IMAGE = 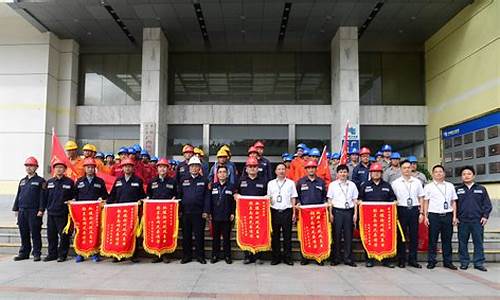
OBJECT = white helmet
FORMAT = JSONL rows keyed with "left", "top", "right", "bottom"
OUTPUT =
{"left": 188, "top": 156, "right": 202, "bottom": 166}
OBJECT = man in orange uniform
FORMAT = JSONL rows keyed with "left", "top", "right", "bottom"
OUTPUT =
{"left": 64, "top": 141, "right": 84, "bottom": 179}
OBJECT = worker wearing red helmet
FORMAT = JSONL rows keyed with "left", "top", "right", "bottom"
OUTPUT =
{"left": 358, "top": 162, "right": 397, "bottom": 268}
{"left": 12, "top": 157, "right": 46, "bottom": 262}
{"left": 296, "top": 159, "right": 327, "bottom": 265}
{"left": 351, "top": 147, "right": 372, "bottom": 190}
{"left": 234, "top": 157, "right": 269, "bottom": 264}
{"left": 176, "top": 144, "right": 195, "bottom": 182}
{"left": 41, "top": 159, "right": 75, "bottom": 262}
{"left": 253, "top": 140, "right": 273, "bottom": 182}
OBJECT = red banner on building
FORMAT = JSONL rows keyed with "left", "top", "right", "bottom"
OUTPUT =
{"left": 297, "top": 204, "right": 331, "bottom": 263}
{"left": 100, "top": 202, "right": 139, "bottom": 259}
{"left": 141, "top": 199, "right": 179, "bottom": 257}
{"left": 67, "top": 200, "right": 101, "bottom": 257}
{"left": 359, "top": 202, "right": 398, "bottom": 261}
{"left": 235, "top": 196, "right": 271, "bottom": 254}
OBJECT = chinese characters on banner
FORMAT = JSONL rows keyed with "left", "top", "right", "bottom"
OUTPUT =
{"left": 141, "top": 200, "right": 179, "bottom": 257}
{"left": 297, "top": 204, "right": 331, "bottom": 263}
{"left": 359, "top": 202, "right": 397, "bottom": 261}
{"left": 67, "top": 200, "right": 101, "bottom": 257}
{"left": 235, "top": 196, "right": 271, "bottom": 254}
{"left": 100, "top": 202, "right": 139, "bottom": 259}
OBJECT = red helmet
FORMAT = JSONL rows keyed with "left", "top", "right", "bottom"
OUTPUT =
{"left": 51, "top": 158, "right": 67, "bottom": 168}
{"left": 369, "top": 163, "right": 383, "bottom": 172}
{"left": 247, "top": 146, "right": 258, "bottom": 154}
{"left": 305, "top": 160, "right": 318, "bottom": 168}
{"left": 182, "top": 144, "right": 194, "bottom": 153}
{"left": 254, "top": 141, "right": 265, "bottom": 148}
{"left": 156, "top": 158, "right": 170, "bottom": 166}
{"left": 359, "top": 147, "right": 371, "bottom": 156}
{"left": 121, "top": 158, "right": 135, "bottom": 166}
{"left": 83, "top": 158, "right": 96, "bottom": 167}
{"left": 24, "top": 156, "right": 39, "bottom": 167}
{"left": 245, "top": 157, "right": 259, "bottom": 166}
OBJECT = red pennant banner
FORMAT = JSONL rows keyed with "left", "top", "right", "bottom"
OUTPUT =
{"left": 297, "top": 204, "right": 331, "bottom": 263}
{"left": 235, "top": 196, "right": 271, "bottom": 254}
{"left": 418, "top": 222, "right": 429, "bottom": 251}
{"left": 68, "top": 200, "right": 101, "bottom": 257}
{"left": 100, "top": 202, "right": 139, "bottom": 259}
{"left": 359, "top": 202, "right": 398, "bottom": 261}
{"left": 141, "top": 199, "right": 179, "bottom": 257}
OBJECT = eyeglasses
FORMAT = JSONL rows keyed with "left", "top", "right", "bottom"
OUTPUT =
{"left": 247, "top": 166, "right": 258, "bottom": 168}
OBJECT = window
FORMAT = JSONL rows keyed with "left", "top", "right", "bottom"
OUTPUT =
{"left": 361, "top": 125, "right": 425, "bottom": 157}
{"left": 76, "top": 125, "right": 140, "bottom": 154}
{"left": 476, "top": 164, "right": 486, "bottom": 175}
{"left": 444, "top": 152, "right": 453, "bottom": 163}
{"left": 296, "top": 125, "right": 331, "bottom": 151}
{"left": 489, "top": 143, "right": 499, "bottom": 156}
{"left": 444, "top": 139, "right": 452, "bottom": 149}
{"left": 453, "top": 136, "right": 462, "bottom": 147}
{"left": 454, "top": 167, "right": 462, "bottom": 177}
{"left": 476, "top": 147, "right": 485, "bottom": 158}
{"left": 454, "top": 151, "right": 462, "bottom": 161}
{"left": 445, "top": 167, "right": 453, "bottom": 177}
{"left": 464, "top": 149, "right": 474, "bottom": 160}
{"left": 489, "top": 162, "right": 500, "bottom": 174}
{"left": 209, "top": 125, "right": 288, "bottom": 156}
{"left": 78, "top": 54, "right": 142, "bottom": 106}
{"left": 475, "top": 130, "right": 485, "bottom": 142}
{"left": 464, "top": 133, "right": 473, "bottom": 144}
{"left": 488, "top": 126, "right": 498, "bottom": 139}
{"left": 167, "top": 125, "right": 203, "bottom": 156}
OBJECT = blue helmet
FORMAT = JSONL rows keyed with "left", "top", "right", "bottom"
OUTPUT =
{"left": 127, "top": 147, "right": 136, "bottom": 155}
{"left": 332, "top": 152, "right": 340, "bottom": 159}
{"left": 140, "top": 149, "right": 150, "bottom": 157}
{"left": 283, "top": 155, "right": 293, "bottom": 162}
{"left": 150, "top": 155, "right": 158, "bottom": 162}
{"left": 95, "top": 152, "right": 104, "bottom": 158}
{"left": 281, "top": 152, "right": 290, "bottom": 158}
{"left": 369, "top": 156, "right": 376, "bottom": 162}
{"left": 407, "top": 155, "right": 418, "bottom": 163}
{"left": 310, "top": 148, "right": 321, "bottom": 157}
{"left": 169, "top": 159, "right": 178, "bottom": 166}
{"left": 326, "top": 152, "right": 331, "bottom": 158}
{"left": 375, "top": 151, "right": 383, "bottom": 157}
{"left": 296, "top": 143, "right": 307, "bottom": 150}
{"left": 381, "top": 144, "right": 392, "bottom": 152}
{"left": 391, "top": 152, "right": 401, "bottom": 159}
{"left": 118, "top": 146, "right": 128, "bottom": 155}
{"left": 302, "top": 148, "right": 310, "bottom": 156}
{"left": 349, "top": 147, "right": 359, "bottom": 155}
{"left": 105, "top": 152, "right": 114, "bottom": 158}
{"left": 132, "top": 144, "right": 142, "bottom": 153}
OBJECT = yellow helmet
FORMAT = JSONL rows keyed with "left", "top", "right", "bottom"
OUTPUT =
{"left": 220, "top": 145, "right": 231, "bottom": 156}
{"left": 64, "top": 140, "right": 78, "bottom": 151}
{"left": 82, "top": 144, "right": 97, "bottom": 152}
{"left": 194, "top": 147, "right": 205, "bottom": 157}
{"left": 216, "top": 149, "right": 228, "bottom": 157}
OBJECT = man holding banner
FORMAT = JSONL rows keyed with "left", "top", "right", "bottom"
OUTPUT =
{"left": 358, "top": 163, "right": 397, "bottom": 268}
{"left": 267, "top": 163, "right": 297, "bottom": 266}
{"left": 327, "top": 164, "right": 358, "bottom": 267}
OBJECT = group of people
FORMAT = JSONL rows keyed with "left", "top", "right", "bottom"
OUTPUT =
{"left": 12, "top": 140, "right": 493, "bottom": 271}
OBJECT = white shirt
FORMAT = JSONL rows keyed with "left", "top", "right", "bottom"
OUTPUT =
{"left": 391, "top": 176, "right": 425, "bottom": 207}
{"left": 424, "top": 180, "right": 458, "bottom": 213}
{"left": 327, "top": 179, "right": 358, "bottom": 209}
{"left": 267, "top": 178, "right": 298, "bottom": 210}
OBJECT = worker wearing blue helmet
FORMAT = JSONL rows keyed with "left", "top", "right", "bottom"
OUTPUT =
{"left": 380, "top": 144, "right": 392, "bottom": 170}
{"left": 375, "top": 151, "right": 383, "bottom": 163}
{"left": 383, "top": 152, "right": 402, "bottom": 184}
{"left": 329, "top": 152, "right": 341, "bottom": 178}
{"left": 407, "top": 155, "right": 427, "bottom": 186}
{"left": 347, "top": 147, "right": 359, "bottom": 178}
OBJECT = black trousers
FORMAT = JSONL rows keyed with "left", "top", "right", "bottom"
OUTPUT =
{"left": 428, "top": 212, "right": 453, "bottom": 265}
{"left": 271, "top": 208, "right": 293, "bottom": 261}
{"left": 332, "top": 208, "right": 354, "bottom": 263}
{"left": 397, "top": 206, "right": 420, "bottom": 264}
{"left": 17, "top": 209, "right": 42, "bottom": 257}
{"left": 212, "top": 220, "right": 231, "bottom": 258}
{"left": 47, "top": 214, "right": 70, "bottom": 259}
{"left": 182, "top": 213, "right": 205, "bottom": 259}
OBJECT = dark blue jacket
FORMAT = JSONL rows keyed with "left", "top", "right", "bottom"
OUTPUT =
{"left": 74, "top": 176, "right": 108, "bottom": 201}
{"left": 175, "top": 160, "right": 189, "bottom": 183}
{"left": 42, "top": 175, "right": 75, "bottom": 216}
{"left": 177, "top": 174, "right": 210, "bottom": 214}
{"left": 147, "top": 175, "right": 177, "bottom": 199}
{"left": 12, "top": 174, "right": 45, "bottom": 211}
{"left": 296, "top": 176, "right": 327, "bottom": 205}
{"left": 456, "top": 183, "right": 492, "bottom": 222}
{"left": 207, "top": 181, "right": 235, "bottom": 221}
{"left": 258, "top": 157, "right": 274, "bottom": 183}
{"left": 108, "top": 174, "right": 146, "bottom": 204}
{"left": 236, "top": 174, "right": 267, "bottom": 197}
{"left": 358, "top": 179, "right": 396, "bottom": 202}
{"left": 351, "top": 163, "right": 370, "bottom": 190}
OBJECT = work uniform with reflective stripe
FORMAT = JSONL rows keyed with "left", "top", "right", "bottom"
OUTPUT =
{"left": 74, "top": 176, "right": 108, "bottom": 201}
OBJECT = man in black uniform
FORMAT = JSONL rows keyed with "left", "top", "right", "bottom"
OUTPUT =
{"left": 147, "top": 158, "right": 177, "bottom": 263}
{"left": 456, "top": 166, "right": 492, "bottom": 272}
{"left": 254, "top": 141, "right": 273, "bottom": 182}
{"left": 73, "top": 157, "right": 108, "bottom": 263}
{"left": 296, "top": 160, "right": 327, "bottom": 265}
{"left": 176, "top": 144, "right": 195, "bottom": 182}
{"left": 358, "top": 163, "right": 397, "bottom": 268}
{"left": 206, "top": 165, "right": 235, "bottom": 264}
{"left": 108, "top": 158, "right": 146, "bottom": 263}
{"left": 12, "top": 156, "right": 45, "bottom": 262}
{"left": 178, "top": 156, "right": 210, "bottom": 264}
{"left": 234, "top": 157, "right": 268, "bottom": 264}
{"left": 41, "top": 159, "right": 75, "bottom": 262}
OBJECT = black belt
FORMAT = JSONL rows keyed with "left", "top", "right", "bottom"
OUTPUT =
{"left": 333, "top": 207, "right": 354, "bottom": 211}
{"left": 271, "top": 208, "right": 292, "bottom": 213}
{"left": 429, "top": 212, "right": 452, "bottom": 217}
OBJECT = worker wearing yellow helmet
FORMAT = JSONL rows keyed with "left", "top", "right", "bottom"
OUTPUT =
{"left": 79, "top": 144, "right": 111, "bottom": 175}
{"left": 193, "top": 147, "right": 209, "bottom": 176}
{"left": 208, "top": 148, "right": 237, "bottom": 185}
{"left": 64, "top": 140, "right": 84, "bottom": 178}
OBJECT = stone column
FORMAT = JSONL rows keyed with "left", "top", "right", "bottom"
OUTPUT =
{"left": 140, "top": 27, "right": 168, "bottom": 157}
{"left": 331, "top": 27, "right": 360, "bottom": 153}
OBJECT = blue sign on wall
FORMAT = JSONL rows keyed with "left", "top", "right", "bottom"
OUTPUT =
{"left": 442, "top": 111, "right": 500, "bottom": 139}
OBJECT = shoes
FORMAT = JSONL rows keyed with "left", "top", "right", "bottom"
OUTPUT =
{"left": 210, "top": 257, "right": 219, "bottom": 264}
{"left": 243, "top": 258, "right": 252, "bottom": 264}
{"left": 408, "top": 262, "right": 422, "bottom": 269}
{"left": 270, "top": 259, "right": 281, "bottom": 265}
{"left": 383, "top": 262, "right": 395, "bottom": 268}
{"left": 57, "top": 257, "right": 67, "bottom": 263}
{"left": 460, "top": 265, "right": 468, "bottom": 270}
{"left": 163, "top": 258, "right": 171, "bottom": 264}
{"left": 300, "top": 258, "right": 309, "bottom": 265}
{"left": 112, "top": 258, "right": 120, "bottom": 263}
{"left": 75, "top": 255, "right": 85, "bottom": 263}
{"left": 426, "top": 263, "right": 436, "bottom": 269}
{"left": 443, "top": 263, "right": 457, "bottom": 270}
{"left": 283, "top": 259, "right": 294, "bottom": 266}
{"left": 398, "top": 262, "right": 405, "bottom": 268}
{"left": 180, "top": 257, "right": 192, "bottom": 264}
{"left": 225, "top": 257, "right": 233, "bottom": 264}
{"left": 474, "top": 265, "right": 487, "bottom": 272}
{"left": 33, "top": 256, "right": 41, "bottom": 262}
{"left": 317, "top": 261, "right": 324, "bottom": 266}
{"left": 344, "top": 261, "right": 357, "bottom": 267}
{"left": 130, "top": 256, "right": 140, "bottom": 263}
{"left": 330, "top": 260, "right": 340, "bottom": 266}
{"left": 91, "top": 254, "right": 101, "bottom": 262}
{"left": 366, "top": 261, "right": 374, "bottom": 268}
{"left": 151, "top": 257, "right": 163, "bottom": 263}
{"left": 13, "top": 255, "right": 29, "bottom": 261}
{"left": 197, "top": 257, "right": 207, "bottom": 264}
{"left": 255, "top": 259, "right": 264, "bottom": 265}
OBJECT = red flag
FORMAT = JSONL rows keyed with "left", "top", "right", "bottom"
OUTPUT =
{"left": 317, "top": 145, "right": 332, "bottom": 186}
{"left": 340, "top": 121, "right": 349, "bottom": 165}
{"left": 96, "top": 170, "right": 117, "bottom": 193}
{"left": 50, "top": 129, "right": 78, "bottom": 181}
